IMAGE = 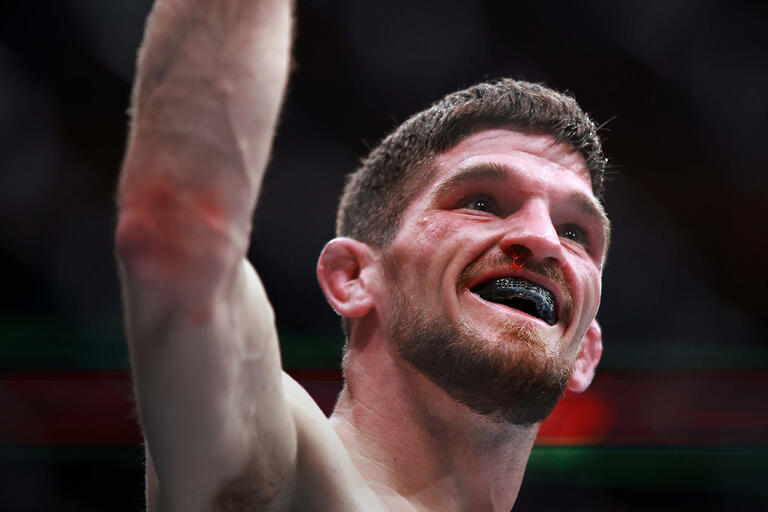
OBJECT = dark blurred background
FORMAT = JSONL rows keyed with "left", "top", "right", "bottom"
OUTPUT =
{"left": 0, "top": 0, "right": 766, "bottom": 510}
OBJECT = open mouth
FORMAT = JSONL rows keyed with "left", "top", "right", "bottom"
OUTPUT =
{"left": 470, "top": 277, "right": 557, "bottom": 325}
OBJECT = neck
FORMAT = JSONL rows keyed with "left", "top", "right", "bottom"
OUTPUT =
{"left": 330, "top": 332, "right": 540, "bottom": 512}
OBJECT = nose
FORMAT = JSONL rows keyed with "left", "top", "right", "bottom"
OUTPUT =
{"left": 499, "top": 199, "right": 564, "bottom": 265}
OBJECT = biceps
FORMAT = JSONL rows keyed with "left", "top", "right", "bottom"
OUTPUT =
{"left": 124, "top": 259, "right": 298, "bottom": 509}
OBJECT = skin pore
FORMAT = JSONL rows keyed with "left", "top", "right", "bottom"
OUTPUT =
{"left": 327, "top": 129, "right": 607, "bottom": 512}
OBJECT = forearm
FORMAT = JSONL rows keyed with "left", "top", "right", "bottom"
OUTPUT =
{"left": 118, "top": 0, "right": 292, "bottom": 267}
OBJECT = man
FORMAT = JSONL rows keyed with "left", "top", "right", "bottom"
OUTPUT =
{"left": 116, "top": 1, "right": 610, "bottom": 511}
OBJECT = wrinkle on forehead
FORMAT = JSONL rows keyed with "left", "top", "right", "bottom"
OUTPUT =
{"left": 435, "top": 129, "right": 590, "bottom": 183}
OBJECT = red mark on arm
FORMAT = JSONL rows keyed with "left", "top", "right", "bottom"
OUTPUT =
{"left": 117, "top": 174, "right": 231, "bottom": 283}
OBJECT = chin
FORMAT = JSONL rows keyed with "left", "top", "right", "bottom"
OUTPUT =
{"left": 390, "top": 298, "right": 572, "bottom": 426}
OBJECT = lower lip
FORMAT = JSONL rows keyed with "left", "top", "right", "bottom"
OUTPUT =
{"left": 464, "top": 289, "right": 557, "bottom": 327}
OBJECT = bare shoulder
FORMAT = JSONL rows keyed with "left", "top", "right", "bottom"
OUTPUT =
{"left": 199, "top": 373, "right": 383, "bottom": 512}
{"left": 280, "top": 373, "right": 385, "bottom": 512}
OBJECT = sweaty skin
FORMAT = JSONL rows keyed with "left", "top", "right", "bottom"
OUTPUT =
{"left": 116, "top": 2, "right": 605, "bottom": 511}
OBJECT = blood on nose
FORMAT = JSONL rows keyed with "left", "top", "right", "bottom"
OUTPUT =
{"left": 508, "top": 245, "right": 530, "bottom": 270}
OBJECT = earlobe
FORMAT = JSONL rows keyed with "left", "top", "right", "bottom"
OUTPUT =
{"left": 316, "top": 237, "right": 376, "bottom": 319}
{"left": 567, "top": 319, "right": 603, "bottom": 393}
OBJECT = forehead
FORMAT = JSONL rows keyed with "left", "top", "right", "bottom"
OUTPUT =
{"left": 428, "top": 129, "right": 593, "bottom": 194}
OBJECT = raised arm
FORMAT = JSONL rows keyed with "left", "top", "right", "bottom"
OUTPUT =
{"left": 115, "top": 1, "right": 294, "bottom": 510}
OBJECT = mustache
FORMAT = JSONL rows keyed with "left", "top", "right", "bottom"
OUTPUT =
{"left": 458, "top": 253, "right": 573, "bottom": 321}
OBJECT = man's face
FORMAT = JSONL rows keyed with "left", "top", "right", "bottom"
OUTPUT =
{"left": 379, "top": 129, "right": 609, "bottom": 425}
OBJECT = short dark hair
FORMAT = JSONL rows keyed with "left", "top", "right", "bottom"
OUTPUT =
{"left": 336, "top": 78, "right": 608, "bottom": 248}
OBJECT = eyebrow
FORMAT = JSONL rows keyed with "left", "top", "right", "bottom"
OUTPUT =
{"left": 431, "top": 162, "right": 612, "bottom": 256}
{"left": 431, "top": 162, "right": 510, "bottom": 195}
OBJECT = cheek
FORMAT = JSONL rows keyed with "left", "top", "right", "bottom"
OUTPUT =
{"left": 388, "top": 217, "right": 470, "bottom": 289}
{"left": 572, "top": 262, "right": 602, "bottom": 319}
{"left": 401, "top": 216, "right": 464, "bottom": 257}
{"left": 416, "top": 215, "right": 463, "bottom": 243}
{"left": 564, "top": 270, "right": 601, "bottom": 359}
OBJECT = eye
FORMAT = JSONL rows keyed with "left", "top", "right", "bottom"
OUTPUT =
{"left": 459, "top": 195, "right": 497, "bottom": 214}
{"left": 559, "top": 224, "right": 589, "bottom": 247}
{"left": 470, "top": 198, "right": 491, "bottom": 212}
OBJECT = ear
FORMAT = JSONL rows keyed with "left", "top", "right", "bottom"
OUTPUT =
{"left": 316, "top": 237, "right": 377, "bottom": 319}
{"left": 567, "top": 319, "right": 603, "bottom": 393}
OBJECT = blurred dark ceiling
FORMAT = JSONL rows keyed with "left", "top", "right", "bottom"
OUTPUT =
{"left": 0, "top": 0, "right": 766, "bottom": 369}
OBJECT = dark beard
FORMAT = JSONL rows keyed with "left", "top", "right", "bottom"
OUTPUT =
{"left": 390, "top": 290, "right": 572, "bottom": 426}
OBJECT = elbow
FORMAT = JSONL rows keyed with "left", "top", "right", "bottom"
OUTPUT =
{"left": 115, "top": 207, "right": 155, "bottom": 269}
{"left": 115, "top": 203, "right": 241, "bottom": 291}
{"left": 116, "top": 206, "right": 241, "bottom": 325}
{"left": 115, "top": 207, "right": 180, "bottom": 282}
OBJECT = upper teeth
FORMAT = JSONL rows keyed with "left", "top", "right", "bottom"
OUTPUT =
{"left": 470, "top": 277, "right": 557, "bottom": 325}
